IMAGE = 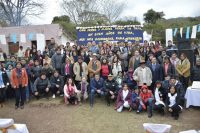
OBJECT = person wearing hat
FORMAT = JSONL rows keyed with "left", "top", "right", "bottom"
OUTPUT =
{"left": 133, "top": 58, "right": 152, "bottom": 88}
{"left": 11, "top": 62, "right": 28, "bottom": 109}
{"left": 88, "top": 53, "right": 101, "bottom": 78}
{"left": 154, "top": 81, "right": 166, "bottom": 116}
{"left": 33, "top": 72, "right": 51, "bottom": 100}
{"left": 139, "top": 85, "right": 154, "bottom": 118}
{"left": 104, "top": 73, "right": 119, "bottom": 106}
{"left": 50, "top": 70, "right": 64, "bottom": 98}
{"left": 191, "top": 59, "right": 200, "bottom": 82}
{"left": 73, "top": 56, "right": 88, "bottom": 84}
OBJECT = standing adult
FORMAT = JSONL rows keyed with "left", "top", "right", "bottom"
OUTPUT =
{"left": 52, "top": 47, "right": 63, "bottom": 74}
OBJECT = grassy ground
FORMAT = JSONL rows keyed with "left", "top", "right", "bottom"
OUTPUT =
{"left": 0, "top": 97, "right": 200, "bottom": 133}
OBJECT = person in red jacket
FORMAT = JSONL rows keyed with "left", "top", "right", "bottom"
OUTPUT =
{"left": 101, "top": 58, "right": 110, "bottom": 80}
{"left": 11, "top": 62, "right": 28, "bottom": 109}
{"left": 139, "top": 84, "right": 154, "bottom": 118}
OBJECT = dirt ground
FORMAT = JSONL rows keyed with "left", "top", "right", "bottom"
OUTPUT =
{"left": 0, "top": 97, "right": 200, "bottom": 133}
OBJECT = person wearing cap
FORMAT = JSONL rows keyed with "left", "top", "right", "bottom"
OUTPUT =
{"left": 133, "top": 58, "right": 152, "bottom": 88}
{"left": 73, "top": 56, "right": 88, "bottom": 84}
{"left": 154, "top": 81, "right": 166, "bottom": 116}
{"left": 115, "top": 83, "right": 132, "bottom": 112}
{"left": 88, "top": 53, "right": 101, "bottom": 78}
{"left": 139, "top": 85, "right": 154, "bottom": 118}
{"left": 50, "top": 70, "right": 64, "bottom": 98}
{"left": 191, "top": 59, "right": 200, "bottom": 82}
{"left": 104, "top": 74, "right": 119, "bottom": 106}
{"left": 11, "top": 62, "right": 28, "bottom": 109}
{"left": 33, "top": 72, "right": 51, "bottom": 100}
{"left": 90, "top": 74, "right": 105, "bottom": 107}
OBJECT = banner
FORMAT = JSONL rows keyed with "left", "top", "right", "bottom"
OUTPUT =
{"left": 0, "top": 35, "right": 6, "bottom": 45}
{"left": 11, "top": 34, "right": 17, "bottom": 43}
{"left": 166, "top": 29, "right": 173, "bottom": 46}
{"left": 191, "top": 25, "right": 197, "bottom": 39}
{"left": 20, "top": 34, "right": 26, "bottom": 43}
{"left": 28, "top": 33, "right": 34, "bottom": 41}
{"left": 77, "top": 26, "right": 143, "bottom": 45}
{"left": 36, "top": 34, "right": 45, "bottom": 52}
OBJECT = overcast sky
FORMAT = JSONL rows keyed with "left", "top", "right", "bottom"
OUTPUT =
{"left": 30, "top": 0, "right": 200, "bottom": 25}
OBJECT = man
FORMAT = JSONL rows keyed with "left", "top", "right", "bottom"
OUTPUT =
{"left": 90, "top": 74, "right": 105, "bottom": 107}
{"left": 104, "top": 74, "right": 119, "bottom": 106}
{"left": 170, "top": 53, "right": 180, "bottom": 75}
{"left": 51, "top": 47, "right": 63, "bottom": 74}
{"left": 48, "top": 38, "right": 56, "bottom": 57}
{"left": 133, "top": 59, "right": 152, "bottom": 88}
{"left": 34, "top": 73, "right": 51, "bottom": 99}
{"left": 157, "top": 50, "right": 167, "bottom": 64}
{"left": 73, "top": 56, "right": 88, "bottom": 84}
{"left": 89, "top": 41, "right": 99, "bottom": 54}
{"left": 17, "top": 46, "right": 25, "bottom": 58}
{"left": 88, "top": 53, "right": 101, "bottom": 78}
{"left": 42, "top": 63, "right": 54, "bottom": 79}
{"left": 129, "top": 50, "right": 142, "bottom": 71}
{"left": 191, "top": 59, "right": 200, "bottom": 82}
{"left": 166, "top": 40, "right": 177, "bottom": 57}
{"left": 148, "top": 57, "right": 164, "bottom": 90}
{"left": 6, "top": 56, "right": 16, "bottom": 69}
{"left": 50, "top": 70, "right": 64, "bottom": 98}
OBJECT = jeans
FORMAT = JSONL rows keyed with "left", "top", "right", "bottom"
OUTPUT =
{"left": 51, "top": 86, "right": 60, "bottom": 95}
{"left": 138, "top": 98, "right": 154, "bottom": 112}
{"left": 171, "top": 105, "right": 181, "bottom": 117}
{"left": 0, "top": 88, "right": 6, "bottom": 103}
{"left": 90, "top": 89, "right": 104, "bottom": 106}
{"left": 15, "top": 86, "right": 26, "bottom": 107}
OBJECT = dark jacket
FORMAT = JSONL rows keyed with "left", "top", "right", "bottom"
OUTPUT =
{"left": 0, "top": 70, "right": 9, "bottom": 86}
{"left": 61, "top": 63, "right": 74, "bottom": 77}
{"left": 115, "top": 89, "right": 132, "bottom": 109}
{"left": 191, "top": 65, "right": 200, "bottom": 82}
{"left": 31, "top": 65, "right": 42, "bottom": 81}
{"left": 166, "top": 93, "right": 181, "bottom": 108}
{"left": 104, "top": 79, "right": 119, "bottom": 95}
{"left": 90, "top": 78, "right": 105, "bottom": 92}
{"left": 51, "top": 53, "right": 63, "bottom": 69}
{"left": 41, "top": 67, "right": 54, "bottom": 79}
{"left": 34, "top": 77, "right": 51, "bottom": 91}
{"left": 50, "top": 75, "right": 64, "bottom": 91}
{"left": 148, "top": 63, "right": 164, "bottom": 82}
{"left": 162, "top": 63, "right": 175, "bottom": 77}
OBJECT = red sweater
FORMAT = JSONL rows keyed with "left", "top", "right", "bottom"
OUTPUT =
{"left": 101, "top": 64, "right": 109, "bottom": 77}
{"left": 140, "top": 90, "right": 153, "bottom": 103}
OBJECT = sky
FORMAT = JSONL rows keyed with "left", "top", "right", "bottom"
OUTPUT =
{"left": 30, "top": 0, "right": 200, "bottom": 25}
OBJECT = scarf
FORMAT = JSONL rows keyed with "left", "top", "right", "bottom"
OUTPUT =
{"left": 65, "top": 63, "right": 70, "bottom": 75}
{"left": 16, "top": 68, "right": 22, "bottom": 85}
{"left": 81, "top": 82, "right": 86, "bottom": 95}
{"left": 67, "top": 84, "right": 75, "bottom": 96}
{"left": 92, "top": 61, "right": 97, "bottom": 71}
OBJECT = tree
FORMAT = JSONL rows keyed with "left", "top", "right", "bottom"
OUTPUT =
{"left": 114, "top": 16, "right": 141, "bottom": 25}
{"left": 143, "top": 9, "right": 165, "bottom": 24}
{"left": 0, "top": 0, "right": 45, "bottom": 26}
{"left": 52, "top": 15, "right": 71, "bottom": 23}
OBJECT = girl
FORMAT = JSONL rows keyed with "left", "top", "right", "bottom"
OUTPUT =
{"left": 115, "top": 83, "right": 132, "bottom": 113}
{"left": 64, "top": 78, "right": 79, "bottom": 105}
{"left": 112, "top": 56, "right": 122, "bottom": 77}
{"left": 0, "top": 64, "right": 9, "bottom": 107}
{"left": 101, "top": 58, "right": 110, "bottom": 80}
{"left": 166, "top": 85, "right": 182, "bottom": 120}
{"left": 154, "top": 81, "right": 166, "bottom": 115}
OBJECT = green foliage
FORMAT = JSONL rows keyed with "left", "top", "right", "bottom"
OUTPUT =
{"left": 114, "top": 20, "right": 140, "bottom": 25}
{"left": 143, "top": 9, "right": 165, "bottom": 24}
{"left": 52, "top": 15, "right": 76, "bottom": 40}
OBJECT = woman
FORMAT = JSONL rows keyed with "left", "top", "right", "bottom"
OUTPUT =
{"left": 111, "top": 56, "right": 122, "bottom": 77}
{"left": 11, "top": 62, "right": 28, "bottom": 109}
{"left": 0, "top": 64, "right": 9, "bottom": 107}
{"left": 101, "top": 58, "right": 110, "bottom": 80}
{"left": 166, "top": 85, "right": 182, "bottom": 120}
{"left": 61, "top": 57, "right": 74, "bottom": 82}
{"left": 115, "top": 83, "right": 132, "bottom": 113}
{"left": 154, "top": 81, "right": 166, "bottom": 115}
{"left": 162, "top": 56, "right": 175, "bottom": 78}
{"left": 64, "top": 78, "right": 79, "bottom": 105}
{"left": 176, "top": 53, "right": 190, "bottom": 91}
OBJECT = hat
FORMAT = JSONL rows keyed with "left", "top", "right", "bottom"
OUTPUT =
{"left": 108, "top": 73, "right": 113, "bottom": 77}
{"left": 92, "top": 53, "right": 98, "bottom": 57}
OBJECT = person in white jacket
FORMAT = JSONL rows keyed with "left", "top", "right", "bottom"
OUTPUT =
{"left": 133, "top": 59, "right": 152, "bottom": 87}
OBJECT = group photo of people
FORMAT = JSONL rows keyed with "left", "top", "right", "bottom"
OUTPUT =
{"left": 0, "top": 37, "right": 200, "bottom": 121}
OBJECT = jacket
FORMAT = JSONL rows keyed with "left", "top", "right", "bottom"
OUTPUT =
{"left": 176, "top": 58, "right": 190, "bottom": 77}
{"left": 11, "top": 68, "right": 28, "bottom": 88}
{"left": 50, "top": 75, "right": 64, "bottom": 91}
{"left": 34, "top": 77, "right": 51, "bottom": 91}
{"left": 90, "top": 78, "right": 104, "bottom": 92}
{"left": 73, "top": 62, "right": 88, "bottom": 81}
{"left": 162, "top": 63, "right": 175, "bottom": 77}
{"left": 104, "top": 79, "right": 119, "bottom": 95}
{"left": 51, "top": 53, "right": 63, "bottom": 69}
{"left": 191, "top": 65, "right": 200, "bottom": 82}
{"left": 129, "top": 56, "right": 142, "bottom": 70}
{"left": 148, "top": 63, "right": 164, "bottom": 82}
{"left": 101, "top": 64, "right": 109, "bottom": 77}
{"left": 115, "top": 89, "right": 132, "bottom": 109}
{"left": 88, "top": 60, "right": 101, "bottom": 78}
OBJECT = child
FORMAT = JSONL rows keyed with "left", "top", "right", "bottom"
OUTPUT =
{"left": 166, "top": 85, "right": 182, "bottom": 120}
{"left": 116, "top": 71, "right": 123, "bottom": 90}
{"left": 64, "top": 78, "right": 79, "bottom": 105}
{"left": 139, "top": 85, "right": 154, "bottom": 118}
{"left": 77, "top": 77, "right": 89, "bottom": 105}
{"left": 131, "top": 87, "right": 142, "bottom": 113}
{"left": 154, "top": 81, "right": 166, "bottom": 115}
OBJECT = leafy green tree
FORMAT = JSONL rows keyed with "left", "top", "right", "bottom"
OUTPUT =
{"left": 143, "top": 9, "right": 165, "bottom": 24}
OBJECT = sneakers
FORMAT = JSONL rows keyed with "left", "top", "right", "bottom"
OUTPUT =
{"left": 52, "top": 94, "right": 56, "bottom": 99}
{"left": 136, "top": 110, "right": 140, "bottom": 114}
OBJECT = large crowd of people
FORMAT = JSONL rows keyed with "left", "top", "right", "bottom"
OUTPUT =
{"left": 0, "top": 38, "right": 200, "bottom": 120}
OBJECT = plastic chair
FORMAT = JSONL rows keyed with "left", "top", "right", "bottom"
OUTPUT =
{"left": 143, "top": 123, "right": 172, "bottom": 133}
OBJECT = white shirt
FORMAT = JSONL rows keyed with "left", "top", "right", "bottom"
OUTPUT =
{"left": 168, "top": 93, "right": 177, "bottom": 107}
{"left": 155, "top": 88, "right": 165, "bottom": 106}
{"left": 141, "top": 67, "right": 147, "bottom": 84}
{"left": 122, "top": 89, "right": 129, "bottom": 101}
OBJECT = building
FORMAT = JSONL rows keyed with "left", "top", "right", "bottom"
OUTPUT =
{"left": 0, "top": 24, "right": 70, "bottom": 55}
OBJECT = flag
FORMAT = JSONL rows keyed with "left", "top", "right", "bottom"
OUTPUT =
{"left": 191, "top": 25, "right": 197, "bottom": 39}
{"left": 28, "top": 33, "right": 34, "bottom": 41}
{"left": 0, "top": 35, "right": 6, "bottom": 45}
{"left": 11, "top": 34, "right": 17, "bottom": 43}
{"left": 197, "top": 24, "right": 200, "bottom": 32}
{"left": 166, "top": 29, "right": 173, "bottom": 46}
{"left": 186, "top": 27, "right": 190, "bottom": 39}
{"left": 173, "top": 28, "right": 178, "bottom": 36}
{"left": 180, "top": 27, "right": 183, "bottom": 38}
{"left": 20, "top": 34, "right": 26, "bottom": 43}
{"left": 36, "top": 33, "right": 45, "bottom": 51}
